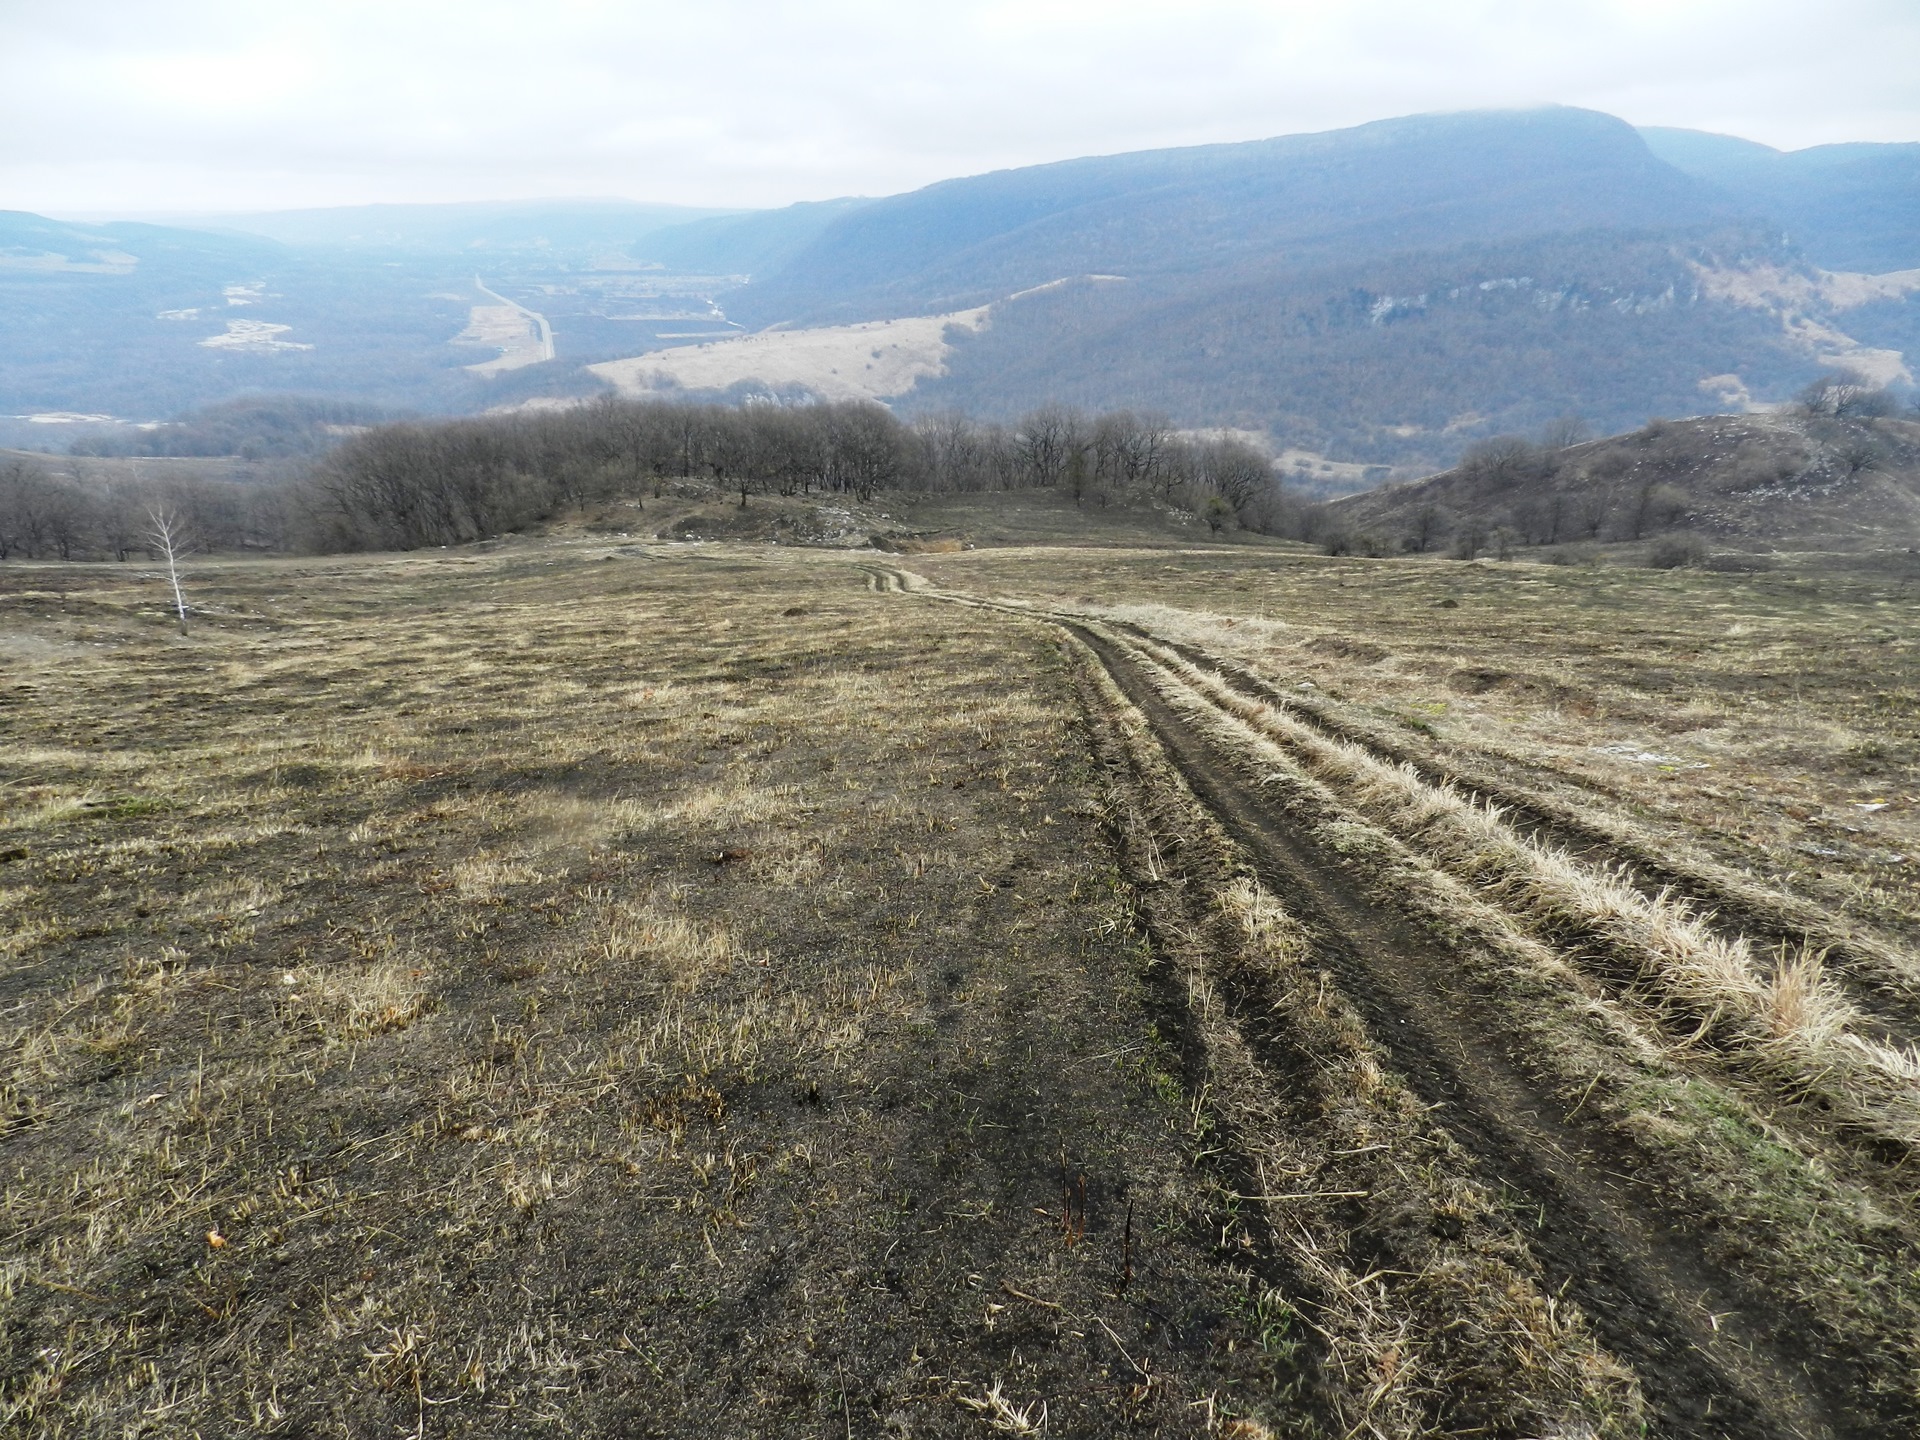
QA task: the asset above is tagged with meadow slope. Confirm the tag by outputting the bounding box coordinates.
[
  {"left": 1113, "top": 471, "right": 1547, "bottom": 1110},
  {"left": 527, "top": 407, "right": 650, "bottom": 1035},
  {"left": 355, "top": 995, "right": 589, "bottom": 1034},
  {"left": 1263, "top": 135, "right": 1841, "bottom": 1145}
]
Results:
[{"left": 4, "top": 534, "right": 1918, "bottom": 1438}]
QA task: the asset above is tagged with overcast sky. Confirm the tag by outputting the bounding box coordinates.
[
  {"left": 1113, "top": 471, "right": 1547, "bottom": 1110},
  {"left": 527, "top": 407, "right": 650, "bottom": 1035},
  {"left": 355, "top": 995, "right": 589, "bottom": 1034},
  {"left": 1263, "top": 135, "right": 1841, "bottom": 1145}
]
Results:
[{"left": 6, "top": 0, "right": 1917, "bottom": 216}]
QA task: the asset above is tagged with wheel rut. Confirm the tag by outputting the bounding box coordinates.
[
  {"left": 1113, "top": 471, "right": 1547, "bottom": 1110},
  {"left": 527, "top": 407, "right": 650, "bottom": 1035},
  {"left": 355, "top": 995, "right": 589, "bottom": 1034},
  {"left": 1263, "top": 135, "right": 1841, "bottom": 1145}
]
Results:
[
  {"left": 866, "top": 562, "right": 1916, "bottom": 1436},
  {"left": 1072, "top": 621, "right": 1850, "bottom": 1440},
  {"left": 1131, "top": 627, "right": 1920, "bottom": 1042}
]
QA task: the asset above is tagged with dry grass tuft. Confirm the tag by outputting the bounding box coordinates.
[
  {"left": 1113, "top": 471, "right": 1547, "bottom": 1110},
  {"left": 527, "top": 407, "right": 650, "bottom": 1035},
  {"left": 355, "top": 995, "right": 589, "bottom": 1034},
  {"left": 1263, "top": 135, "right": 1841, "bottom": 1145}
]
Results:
[
  {"left": 593, "top": 897, "right": 737, "bottom": 987},
  {"left": 280, "top": 958, "right": 435, "bottom": 1041},
  {"left": 956, "top": 1379, "right": 1048, "bottom": 1435},
  {"left": 1118, "top": 628, "right": 1920, "bottom": 1149}
]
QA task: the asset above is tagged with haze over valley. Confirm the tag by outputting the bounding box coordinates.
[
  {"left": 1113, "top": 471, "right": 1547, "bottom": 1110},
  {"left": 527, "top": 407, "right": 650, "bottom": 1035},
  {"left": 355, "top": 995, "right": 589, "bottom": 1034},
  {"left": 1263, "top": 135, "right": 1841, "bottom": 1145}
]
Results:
[{"left": 7, "top": 106, "right": 1918, "bottom": 471}]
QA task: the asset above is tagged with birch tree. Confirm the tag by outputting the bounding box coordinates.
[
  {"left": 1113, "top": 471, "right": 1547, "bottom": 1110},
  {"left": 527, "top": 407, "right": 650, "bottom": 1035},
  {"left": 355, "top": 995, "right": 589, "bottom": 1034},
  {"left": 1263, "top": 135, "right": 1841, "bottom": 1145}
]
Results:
[{"left": 147, "top": 506, "right": 191, "bottom": 634}]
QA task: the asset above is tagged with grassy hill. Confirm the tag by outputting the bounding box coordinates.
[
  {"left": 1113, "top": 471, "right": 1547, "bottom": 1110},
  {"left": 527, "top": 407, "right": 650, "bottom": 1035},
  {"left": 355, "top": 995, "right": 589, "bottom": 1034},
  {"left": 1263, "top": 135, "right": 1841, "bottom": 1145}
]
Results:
[{"left": 1327, "top": 411, "right": 1920, "bottom": 553}]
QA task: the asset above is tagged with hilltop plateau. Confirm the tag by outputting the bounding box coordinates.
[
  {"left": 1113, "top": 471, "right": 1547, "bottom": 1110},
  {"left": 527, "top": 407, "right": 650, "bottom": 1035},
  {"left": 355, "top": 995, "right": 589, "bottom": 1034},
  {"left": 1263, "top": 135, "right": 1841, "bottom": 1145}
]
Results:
[{"left": 7, "top": 530, "right": 1920, "bottom": 1436}]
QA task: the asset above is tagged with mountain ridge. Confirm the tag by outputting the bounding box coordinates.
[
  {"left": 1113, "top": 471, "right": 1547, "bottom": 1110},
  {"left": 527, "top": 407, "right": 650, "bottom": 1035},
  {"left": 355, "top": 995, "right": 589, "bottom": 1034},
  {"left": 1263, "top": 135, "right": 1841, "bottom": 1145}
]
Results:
[
  {"left": 4, "top": 107, "right": 1915, "bottom": 470},
  {"left": 720, "top": 107, "right": 1725, "bottom": 327}
]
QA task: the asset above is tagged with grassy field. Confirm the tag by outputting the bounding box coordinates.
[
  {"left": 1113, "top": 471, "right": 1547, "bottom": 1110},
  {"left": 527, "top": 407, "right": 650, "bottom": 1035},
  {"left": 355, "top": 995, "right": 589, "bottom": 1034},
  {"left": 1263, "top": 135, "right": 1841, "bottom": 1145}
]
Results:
[{"left": 4, "top": 529, "right": 1919, "bottom": 1438}]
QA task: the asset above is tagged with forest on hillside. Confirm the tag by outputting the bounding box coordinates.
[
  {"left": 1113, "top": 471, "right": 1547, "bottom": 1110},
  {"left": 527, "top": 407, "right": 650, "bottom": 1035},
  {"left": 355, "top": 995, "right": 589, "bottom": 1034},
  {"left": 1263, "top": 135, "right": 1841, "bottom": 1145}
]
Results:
[{"left": 0, "top": 398, "right": 1295, "bottom": 559}]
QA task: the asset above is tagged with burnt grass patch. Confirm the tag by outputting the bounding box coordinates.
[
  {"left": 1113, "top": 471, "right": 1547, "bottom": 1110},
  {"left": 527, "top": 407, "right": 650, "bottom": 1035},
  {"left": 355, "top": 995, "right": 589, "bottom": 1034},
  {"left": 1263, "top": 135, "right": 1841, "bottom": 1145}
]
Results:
[
  {"left": 10, "top": 531, "right": 1920, "bottom": 1437},
  {"left": 2, "top": 545, "right": 1318, "bottom": 1437}
]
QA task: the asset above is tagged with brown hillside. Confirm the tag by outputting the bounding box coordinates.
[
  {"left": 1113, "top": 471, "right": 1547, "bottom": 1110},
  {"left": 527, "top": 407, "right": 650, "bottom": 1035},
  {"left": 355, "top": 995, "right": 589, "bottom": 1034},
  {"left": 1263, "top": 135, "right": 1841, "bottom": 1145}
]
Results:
[{"left": 1329, "top": 412, "right": 1920, "bottom": 553}]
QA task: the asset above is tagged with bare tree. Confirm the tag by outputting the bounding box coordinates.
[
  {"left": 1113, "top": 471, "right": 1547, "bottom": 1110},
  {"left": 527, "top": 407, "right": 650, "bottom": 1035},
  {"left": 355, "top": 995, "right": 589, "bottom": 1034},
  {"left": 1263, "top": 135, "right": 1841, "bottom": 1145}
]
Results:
[
  {"left": 101, "top": 482, "right": 143, "bottom": 560},
  {"left": 913, "top": 411, "right": 991, "bottom": 492},
  {"left": 1577, "top": 484, "right": 1613, "bottom": 539},
  {"left": 1540, "top": 415, "right": 1592, "bottom": 451},
  {"left": 1799, "top": 371, "right": 1898, "bottom": 420},
  {"left": 1833, "top": 430, "right": 1888, "bottom": 479},
  {"left": 1460, "top": 435, "right": 1547, "bottom": 488},
  {"left": 1120, "top": 412, "right": 1176, "bottom": 498},
  {"left": 43, "top": 483, "right": 94, "bottom": 561},
  {"left": 0, "top": 459, "right": 35, "bottom": 560},
  {"left": 147, "top": 507, "right": 191, "bottom": 634},
  {"left": 1622, "top": 481, "right": 1688, "bottom": 540},
  {"left": 598, "top": 396, "right": 655, "bottom": 506},
  {"left": 1405, "top": 502, "right": 1447, "bottom": 553},
  {"left": 1016, "top": 405, "right": 1083, "bottom": 489}
]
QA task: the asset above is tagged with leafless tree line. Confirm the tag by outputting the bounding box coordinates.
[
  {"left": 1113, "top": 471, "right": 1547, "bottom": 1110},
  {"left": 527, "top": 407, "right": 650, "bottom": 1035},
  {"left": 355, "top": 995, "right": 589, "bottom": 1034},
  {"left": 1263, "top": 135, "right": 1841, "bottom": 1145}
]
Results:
[
  {"left": 302, "top": 397, "right": 1303, "bottom": 552},
  {"left": 0, "top": 457, "right": 288, "bottom": 562},
  {"left": 3, "top": 397, "right": 1308, "bottom": 559}
]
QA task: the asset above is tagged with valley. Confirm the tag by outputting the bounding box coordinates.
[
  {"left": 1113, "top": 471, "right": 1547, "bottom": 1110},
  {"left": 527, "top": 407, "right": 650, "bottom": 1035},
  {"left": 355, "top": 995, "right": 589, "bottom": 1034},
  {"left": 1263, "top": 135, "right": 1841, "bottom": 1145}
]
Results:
[
  {"left": 5, "top": 82, "right": 1920, "bottom": 1440},
  {"left": 7, "top": 107, "right": 1918, "bottom": 469}
]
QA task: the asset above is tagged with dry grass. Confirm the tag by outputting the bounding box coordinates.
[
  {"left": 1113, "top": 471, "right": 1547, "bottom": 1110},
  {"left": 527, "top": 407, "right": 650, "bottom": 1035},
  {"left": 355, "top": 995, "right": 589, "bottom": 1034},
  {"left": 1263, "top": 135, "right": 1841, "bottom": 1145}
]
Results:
[
  {"left": 1, "top": 540, "right": 1320, "bottom": 1437},
  {"left": 10, "top": 526, "right": 1920, "bottom": 1435},
  {"left": 907, "top": 544, "right": 1920, "bottom": 946},
  {"left": 1114, "top": 627, "right": 1920, "bottom": 1148},
  {"left": 1067, "top": 614, "right": 1920, "bottom": 1419},
  {"left": 877, "top": 544, "right": 1920, "bottom": 1427}
]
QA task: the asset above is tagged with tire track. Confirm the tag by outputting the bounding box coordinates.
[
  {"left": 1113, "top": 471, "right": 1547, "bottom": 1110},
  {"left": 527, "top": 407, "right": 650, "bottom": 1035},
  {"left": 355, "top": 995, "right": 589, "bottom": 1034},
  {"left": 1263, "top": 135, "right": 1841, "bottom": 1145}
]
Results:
[
  {"left": 1073, "top": 622, "right": 1835, "bottom": 1440},
  {"left": 1127, "top": 625, "right": 1920, "bottom": 1041},
  {"left": 873, "top": 566, "right": 1920, "bottom": 1121},
  {"left": 863, "top": 562, "right": 1920, "bottom": 1437}
]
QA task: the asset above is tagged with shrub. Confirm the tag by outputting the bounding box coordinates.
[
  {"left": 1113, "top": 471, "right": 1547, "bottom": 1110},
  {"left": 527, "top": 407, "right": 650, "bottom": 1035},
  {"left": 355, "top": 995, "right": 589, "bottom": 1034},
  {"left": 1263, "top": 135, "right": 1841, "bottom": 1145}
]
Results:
[{"left": 1646, "top": 535, "right": 1710, "bottom": 569}]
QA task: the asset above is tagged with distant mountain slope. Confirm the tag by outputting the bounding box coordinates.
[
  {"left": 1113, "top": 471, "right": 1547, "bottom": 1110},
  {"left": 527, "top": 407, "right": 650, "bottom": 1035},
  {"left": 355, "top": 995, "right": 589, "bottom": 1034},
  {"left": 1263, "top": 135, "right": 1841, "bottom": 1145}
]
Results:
[
  {"left": 0, "top": 210, "right": 480, "bottom": 420},
  {"left": 904, "top": 228, "right": 1815, "bottom": 462},
  {"left": 68, "top": 395, "right": 396, "bottom": 459},
  {"left": 1327, "top": 413, "right": 1920, "bottom": 549},
  {"left": 8, "top": 108, "right": 1918, "bottom": 464},
  {"left": 728, "top": 108, "right": 1724, "bottom": 326},
  {"left": 664, "top": 108, "right": 1919, "bottom": 466},
  {"left": 633, "top": 198, "right": 874, "bottom": 278},
  {"left": 146, "top": 199, "right": 738, "bottom": 258},
  {"left": 0, "top": 210, "right": 282, "bottom": 279},
  {"left": 1640, "top": 128, "right": 1920, "bottom": 273},
  {"left": 0, "top": 200, "right": 790, "bottom": 427}
]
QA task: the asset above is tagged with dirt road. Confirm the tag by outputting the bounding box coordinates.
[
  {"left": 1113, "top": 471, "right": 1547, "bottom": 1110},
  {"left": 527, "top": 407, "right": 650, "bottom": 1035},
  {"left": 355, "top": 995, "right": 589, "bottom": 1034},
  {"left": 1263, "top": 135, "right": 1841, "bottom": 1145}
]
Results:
[{"left": 873, "top": 561, "right": 1920, "bottom": 1438}]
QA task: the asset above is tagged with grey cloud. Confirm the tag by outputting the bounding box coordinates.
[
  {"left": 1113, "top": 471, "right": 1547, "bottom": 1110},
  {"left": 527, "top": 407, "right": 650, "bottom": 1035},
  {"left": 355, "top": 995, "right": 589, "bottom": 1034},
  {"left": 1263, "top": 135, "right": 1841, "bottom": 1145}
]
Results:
[{"left": 2, "top": 0, "right": 1915, "bottom": 213}]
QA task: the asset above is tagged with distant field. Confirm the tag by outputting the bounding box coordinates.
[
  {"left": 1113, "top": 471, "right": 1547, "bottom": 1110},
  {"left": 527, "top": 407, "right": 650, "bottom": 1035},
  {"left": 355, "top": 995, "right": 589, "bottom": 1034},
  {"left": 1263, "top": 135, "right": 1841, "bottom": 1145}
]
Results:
[
  {"left": 589, "top": 307, "right": 988, "bottom": 404},
  {"left": 456, "top": 282, "right": 554, "bottom": 377},
  {"left": 4, "top": 534, "right": 1918, "bottom": 1436}
]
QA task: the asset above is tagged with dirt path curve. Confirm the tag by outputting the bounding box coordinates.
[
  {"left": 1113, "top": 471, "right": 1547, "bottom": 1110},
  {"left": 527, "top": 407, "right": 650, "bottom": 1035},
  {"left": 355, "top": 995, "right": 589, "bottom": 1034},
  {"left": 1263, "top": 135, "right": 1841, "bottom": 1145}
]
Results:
[{"left": 863, "top": 561, "right": 1901, "bottom": 1439}]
